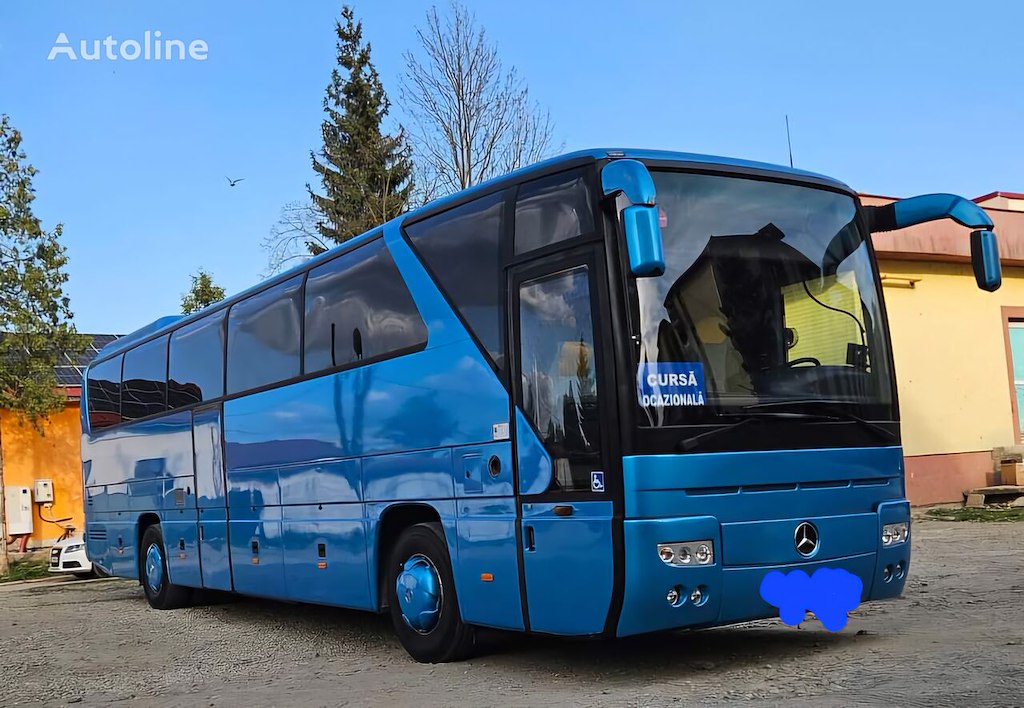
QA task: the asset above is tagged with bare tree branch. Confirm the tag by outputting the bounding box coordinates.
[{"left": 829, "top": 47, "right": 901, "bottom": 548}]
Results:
[
  {"left": 400, "top": 1, "right": 556, "bottom": 199},
  {"left": 261, "top": 201, "right": 328, "bottom": 276}
]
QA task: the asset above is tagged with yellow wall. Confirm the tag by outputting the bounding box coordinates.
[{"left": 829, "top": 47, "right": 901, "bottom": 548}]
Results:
[
  {"left": 1, "top": 403, "right": 83, "bottom": 546},
  {"left": 879, "top": 260, "right": 1024, "bottom": 457}
]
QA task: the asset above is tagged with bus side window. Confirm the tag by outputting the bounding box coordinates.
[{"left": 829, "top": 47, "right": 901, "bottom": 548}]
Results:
[
  {"left": 121, "top": 335, "right": 169, "bottom": 422},
  {"left": 514, "top": 169, "right": 593, "bottom": 255},
  {"left": 405, "top": 191, "right": 506, "bottom": 369},
  {"left": 226, "top": 276, "right": 303, "bottom": 395},
  {"left": 304, "top": 239, "right": 427, "bottom": 375},
  {"left": 86, "top": 355, "right": 123, "bottom": 431},
  {"left": 168, "top": 310, "right": 225, "bottom": 409}
]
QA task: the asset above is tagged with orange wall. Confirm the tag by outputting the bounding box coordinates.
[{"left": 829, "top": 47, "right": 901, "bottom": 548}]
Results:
[{"left": 1, "top": 403, "right": 83, "bottom": 547}]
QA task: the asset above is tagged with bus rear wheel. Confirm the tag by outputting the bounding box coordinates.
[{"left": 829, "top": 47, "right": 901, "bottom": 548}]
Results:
[
  {"left": 140, "top": 524, "right": 191, "bottom": 610},
  {"left": 386, "top": 523, "right": 475, "bottom": 663}
]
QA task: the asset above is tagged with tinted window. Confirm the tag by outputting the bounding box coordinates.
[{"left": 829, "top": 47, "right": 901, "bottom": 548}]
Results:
[
  {"left": 87, "top": 355, "right": 122, "bottom": 431},
  {"left": 305, "top": 239, "right": 427, "bottom": 373},
  {"left": 518, "top": 266, "right": 603, "bottom": 492},
  {"left": 515, "top": 170, "right": 594, "bottom": 254},
  {"left": 121, "top": 336, "right": 169, "bottom": 421},
  {"left": 227, "top": 276, "right": 303, "bottom": 394},
  {"left": 405, "top": 192, "right": 504, "bottom": 366},
  {"left": 169, "top": 311, "right": 225, "bottom": 408}
]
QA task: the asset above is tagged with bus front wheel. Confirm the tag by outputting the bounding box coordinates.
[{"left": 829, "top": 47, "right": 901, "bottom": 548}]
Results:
[
  {"left": 386, "top": 522, "right": 475, "bottom": 663},
  {"left": 140, "top": 524, "right": 191, "bottom": 610}
]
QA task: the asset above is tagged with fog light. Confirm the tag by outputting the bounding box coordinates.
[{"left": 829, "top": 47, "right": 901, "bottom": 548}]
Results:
[
  {"left": 666, "top": 586, "right": 684, "bottom": 607},
  {"left": 657, "top": 541, "right": 713, "bottom": 566},
  {"left": 883, "top": 564, "right": 893, "bottom": 582},
  {"left": 881, "top": 522, "right": 909, "bottom": 547},
  {"left": 695, "top": 544, "right": 713, "bottom": 565},
  {"left": 689, "top": 587, "right": 703, "bottom": 605},
  {"left": 894, "top": 562, "right": 904, "bottom": 579}
]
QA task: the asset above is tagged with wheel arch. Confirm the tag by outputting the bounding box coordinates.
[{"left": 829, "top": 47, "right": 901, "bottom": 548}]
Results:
[{"left": 372, "top": 502, "right": 458, "bottom": 611}]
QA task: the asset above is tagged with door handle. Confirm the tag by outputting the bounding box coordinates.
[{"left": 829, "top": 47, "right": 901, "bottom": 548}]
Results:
[
  {"left": 524, "top": 525, "right": 535, "bottom": 552},
  {"left": 553, "top": 505, "right": 574, "bottom": 517}
]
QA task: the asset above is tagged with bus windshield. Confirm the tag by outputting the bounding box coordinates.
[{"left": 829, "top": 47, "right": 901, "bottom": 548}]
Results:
[{"left": 634, "top": 171, "right": 895, "bottom": 427}]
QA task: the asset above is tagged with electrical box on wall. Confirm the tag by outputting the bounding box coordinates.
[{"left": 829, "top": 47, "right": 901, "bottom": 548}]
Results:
[
  {"left": 3, "top": 486, "right": 33, "bottom": 535},
  {"left": 33, "top": 479, "right": 54, "bottom": 503}
]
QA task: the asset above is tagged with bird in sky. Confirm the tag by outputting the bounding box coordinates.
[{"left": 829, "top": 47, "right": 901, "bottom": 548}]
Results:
[{"left": 226, "top": 176, "right": 245, "bottom": 187}]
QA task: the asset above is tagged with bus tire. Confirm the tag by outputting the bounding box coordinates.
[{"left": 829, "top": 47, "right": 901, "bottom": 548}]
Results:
[
  {"left": 140, "top": 524, "right": 191, "bottom": 610},
  {"left": 386, "top": 522, "right": 475, "bottom": 663}
]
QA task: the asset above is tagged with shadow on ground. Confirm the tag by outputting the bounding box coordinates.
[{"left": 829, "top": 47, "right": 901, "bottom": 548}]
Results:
[{"left": 185, "top": 586, "right": 871, "bottom": 679}]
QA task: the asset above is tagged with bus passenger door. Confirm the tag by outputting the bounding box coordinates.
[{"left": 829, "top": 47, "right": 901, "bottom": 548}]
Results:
[
  {"left": 511, "top": 249, "right": 618, "bottom": 635},
  {"left": 193, "top": 405, "right": 232, "bottom": 591}
]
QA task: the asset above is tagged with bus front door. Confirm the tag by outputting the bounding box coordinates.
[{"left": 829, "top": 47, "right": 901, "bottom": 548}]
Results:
[{"left": 511, "top": 249, "right": 618, "bottom": 636}]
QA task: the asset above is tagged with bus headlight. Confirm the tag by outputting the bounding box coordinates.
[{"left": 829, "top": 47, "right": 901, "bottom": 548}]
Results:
[
  {"left": 881, "top": 522, "right": 909, "bottom": 546},
  {"left": 657, "top": 541, "right": 714, "bottom": 566}
]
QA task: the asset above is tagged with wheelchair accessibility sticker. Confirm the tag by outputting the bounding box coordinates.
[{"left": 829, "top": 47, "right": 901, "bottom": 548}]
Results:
[{"left": 591, "top": 471, "right": 605, "bottom": 492}]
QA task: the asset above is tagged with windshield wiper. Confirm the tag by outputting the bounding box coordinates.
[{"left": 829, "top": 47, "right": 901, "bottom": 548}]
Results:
[
  {"left": 678, "top": 415, "right": 761, "bottom": 452},
  {"left": 742, "top": 399, "right": 897, "bottom": 443},
  {"left": 677, "top": 411, "right": 837, "bottom": 452},
  {"left": 677, "top": 403, "right": 896, "bottom": 452}
]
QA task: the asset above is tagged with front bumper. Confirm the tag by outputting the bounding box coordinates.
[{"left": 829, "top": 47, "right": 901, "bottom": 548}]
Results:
[
  {"left": 616, "top": 501, "right": 911, "bottom": 636},
  {"left": 49, "top": 546, "right": 93, "bottom": 574}
]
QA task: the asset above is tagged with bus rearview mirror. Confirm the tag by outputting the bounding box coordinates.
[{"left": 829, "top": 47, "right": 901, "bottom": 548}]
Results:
[
  {"left": 601, "top": 159, "right": 666, "bottom": 277},
  {"left": 971, "top": 229, "right": 1001, "bottom": 292},
  {"left": 865, "top": 193, "right": 1001, "bottom": 292},
  {"left": 623, "top": 205, "right": 665, "bottom": 277}
]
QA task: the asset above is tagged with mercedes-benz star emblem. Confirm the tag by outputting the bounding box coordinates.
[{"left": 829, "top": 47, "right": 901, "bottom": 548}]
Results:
[{"left": 794, "top": 522, "right": 819, "bottom": 557}]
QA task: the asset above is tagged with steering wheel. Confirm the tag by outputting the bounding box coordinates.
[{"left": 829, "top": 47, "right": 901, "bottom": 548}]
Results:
[{"left": 787, "top": 357, "right": 821, "bottom": 367}]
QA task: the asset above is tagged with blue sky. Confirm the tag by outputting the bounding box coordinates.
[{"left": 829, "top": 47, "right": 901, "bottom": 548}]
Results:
[{"left": 2, "top": 0, "right": 1022, "bottom": 334}]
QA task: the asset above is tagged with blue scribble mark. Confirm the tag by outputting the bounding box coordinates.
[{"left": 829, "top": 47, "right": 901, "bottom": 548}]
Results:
[{"left": 759, "top": 567, "right": 863, "bottom": 631}]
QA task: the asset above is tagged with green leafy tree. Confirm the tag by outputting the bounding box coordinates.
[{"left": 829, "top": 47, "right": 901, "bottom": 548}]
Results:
[
  {"left": 308, "top": 5, "right": 414, "bottom": 251},
  {"left": 181, "top": 268, "right": 225, "bottom": 314},
  {"left": 0, "top": 115, "right": 86, "bottom": 574}
]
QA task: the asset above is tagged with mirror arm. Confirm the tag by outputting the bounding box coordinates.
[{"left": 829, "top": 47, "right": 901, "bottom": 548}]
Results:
[
  {"left": 864, "top": 203, "right": 899, "bottom": 233},
  {"left": 866, "top": 193, "right": 994, "bottom": 233},
  {"left": 601, "top": 159, "right": 657, "bottom": 205}
]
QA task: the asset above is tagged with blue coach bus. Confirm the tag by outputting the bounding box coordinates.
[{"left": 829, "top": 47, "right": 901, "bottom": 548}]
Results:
[{"left": 81, "top": 149, "right": 1001, "bottom": 662}]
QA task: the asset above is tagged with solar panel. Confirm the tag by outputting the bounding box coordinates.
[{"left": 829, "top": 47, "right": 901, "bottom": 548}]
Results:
[
  {"left": 0, "top": 332, "right": 122, "bottom": 387},
  {"left": 55, "top": 334, "right": 123, "bottom": 387}
]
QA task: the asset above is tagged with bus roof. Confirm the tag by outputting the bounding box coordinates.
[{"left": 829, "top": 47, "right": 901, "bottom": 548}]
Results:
[
  {"left": 94, "top": 148, "right": 851, "bottom": 364},
  {"left": 405, "top": 148, "right": 850, "bottom": 221}
]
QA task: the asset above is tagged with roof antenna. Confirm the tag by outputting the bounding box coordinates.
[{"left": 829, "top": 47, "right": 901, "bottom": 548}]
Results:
[{"left": 785, "top": 114, "right": 794, "bottom": 168}]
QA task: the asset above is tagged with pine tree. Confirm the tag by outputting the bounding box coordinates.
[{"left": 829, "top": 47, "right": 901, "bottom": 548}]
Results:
[
  {"left": 0, "top": 115, "right": 86, "bottom": 575},
  {"left": 308, "top": 6, "right": 414, "bottom": 252},
  {"left": 181, "top": 268, "right": 226, "bottom": 314}
]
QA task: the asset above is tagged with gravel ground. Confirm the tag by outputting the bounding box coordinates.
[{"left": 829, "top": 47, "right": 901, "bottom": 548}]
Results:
[{"left": 1, "top": 518, "right": 1021, "bottom": 707}]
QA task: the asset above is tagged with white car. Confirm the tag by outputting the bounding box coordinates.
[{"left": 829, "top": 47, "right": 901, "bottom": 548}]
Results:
[{"left": 48, "top": 536, "right": 95, "bottom": 579}]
